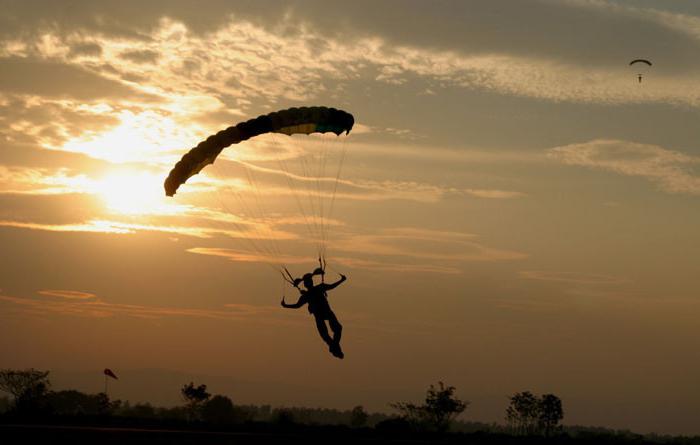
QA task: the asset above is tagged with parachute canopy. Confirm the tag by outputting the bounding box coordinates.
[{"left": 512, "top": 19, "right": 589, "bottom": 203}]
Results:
[
  {"left": 164, "top": 106, "right": 354, "bottom": 197},
  {"left": 629, "top": 59, "right": 652, "bottom": 66}
]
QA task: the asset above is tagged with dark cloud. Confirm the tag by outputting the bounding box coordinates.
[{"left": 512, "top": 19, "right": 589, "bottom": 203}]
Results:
[
  {"left": 119, "top": 49, "right": 160, "bottom": 64},
  {"left": 0, "top": 56, "right": 158, "bottom": 101},
  {"left": 68, "top": 42, "right": 102, "bottom": 57},
  {"left": 2, "top": 0, "right": 700, "bottom": 73}
]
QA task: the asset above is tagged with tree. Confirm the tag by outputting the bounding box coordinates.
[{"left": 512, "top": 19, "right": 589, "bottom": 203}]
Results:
[
  {"left": 180, "top": 382, "right": 210, "bottom": 421},
  {"left": 391, "top": 381, "right": 468, "bottom": 432},
  {"left": 505, "top": 391, "right": 539, "bottom": 435},
  {"left": 272, "top": 408, "right": 295, "bottom": 426},
  {"left": 506, "top": 391, "right": 564, "bottom": 436},
  {"left": 538, "top": 394, "right": 564, "bottom": 436},
  {"left": 201, "top": 395, "right": 235, "bottom": 425},
  {"left": 0, "top": 368, "right": 51, "bottom": 413},
  {"left": 350, "top": 405, "right": 369, "bottom": 428},
  {"left": 45, "top": 390, "right": 118, "bottom": 416}
]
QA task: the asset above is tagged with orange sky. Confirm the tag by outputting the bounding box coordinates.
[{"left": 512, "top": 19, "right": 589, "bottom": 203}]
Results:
[{"left": 1, "top": 0, "right": 699, "bottom": 435}]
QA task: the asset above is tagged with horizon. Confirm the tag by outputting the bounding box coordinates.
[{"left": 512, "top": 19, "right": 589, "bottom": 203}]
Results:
[{"left": 1, "top": 0, "right": 699, "bottom": 436}]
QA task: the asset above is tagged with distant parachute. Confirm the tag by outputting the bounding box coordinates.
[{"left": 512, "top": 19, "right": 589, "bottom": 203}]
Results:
[
  {"left": 164, "top": 107, "right": 354, "bottom": 197},
  {"left": 104, "top": 368, "right": 118, "bottom": 380},
  {"left": 629, "top": 59, "right": 652, "bottom": 83},
  {"left": 629, "top": 59, "right": 652, "bottom": 66}
]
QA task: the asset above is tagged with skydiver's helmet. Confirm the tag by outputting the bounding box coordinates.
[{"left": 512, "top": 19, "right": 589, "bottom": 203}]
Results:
[
  {"left": 302, "top": 273, "right": 315, "bottom": 289},
  {"left": 312, "top": 267, "right": 325, "bottom": 276}
]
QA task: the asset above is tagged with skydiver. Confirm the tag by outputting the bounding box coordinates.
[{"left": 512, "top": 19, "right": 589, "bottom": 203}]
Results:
[{"left": 281, "top": 268, "right": 347, "bottom": 359}]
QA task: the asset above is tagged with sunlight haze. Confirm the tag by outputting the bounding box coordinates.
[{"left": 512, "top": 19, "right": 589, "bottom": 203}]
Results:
[{"left": 1, "top": 0, "right": 699, "bottom": 436}]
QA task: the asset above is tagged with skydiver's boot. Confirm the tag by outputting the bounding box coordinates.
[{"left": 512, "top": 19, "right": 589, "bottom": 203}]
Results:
[{"left": 329, "top": 341, "right": 344, "bottom": 359}]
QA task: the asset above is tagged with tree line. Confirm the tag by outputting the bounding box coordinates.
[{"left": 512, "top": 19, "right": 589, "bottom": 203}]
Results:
[{"left": 0, "top": 367, "right": 564, "bottom": 436}]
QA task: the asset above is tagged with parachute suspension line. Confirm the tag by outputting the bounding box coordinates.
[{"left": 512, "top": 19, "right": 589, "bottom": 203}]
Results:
[
  {"left": 199, "top": 171, "right": 279, "bottom": 275},
  {"left": 325, "top": 135, "right": 349, "bottom": 264},
  {"left": 226, "top": 167, "right": 279, "bottom": 261},
  {"left": 240, "top": 161, "right": 278, "bottom": 256},
  {"left": 210, "top": 160, "right": 280, "bottom": 270},
  {"left": 295, "top": 150, "right": 322, "bottom": 256},
  {"left": 272, "top": 133, "right": 316, "bottom": 243},
  {"left": 319, "top": 133, "right": 334, "bottom": 257},
  {"left": 301, "top": 153, "right": 321, "bottom": 243},
  {"left": 316, "top": 135, "right": 329, "bottom": 256},
  {"left": 319, "top": 255, "right": 325, "bottom": 284},
  {"left": 210, "top": 150, "right": 286, "bottom": 270}
]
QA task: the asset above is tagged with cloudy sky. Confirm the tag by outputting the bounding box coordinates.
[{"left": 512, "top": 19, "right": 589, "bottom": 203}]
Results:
[{"left": 1, "top": 0, "right": 699, "bottom": 435}]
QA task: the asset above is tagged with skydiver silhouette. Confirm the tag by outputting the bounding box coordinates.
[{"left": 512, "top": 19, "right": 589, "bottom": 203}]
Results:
[{"left": 281, "top": 268, "right": 347, "bottom": 359}]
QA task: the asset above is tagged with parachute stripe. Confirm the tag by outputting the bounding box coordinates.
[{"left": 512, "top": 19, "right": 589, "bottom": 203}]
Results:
[{"left": 164, "top": 106, "right": 354, "bottom": 197}]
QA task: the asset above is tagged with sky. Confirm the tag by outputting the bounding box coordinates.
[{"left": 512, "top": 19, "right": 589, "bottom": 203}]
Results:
[{"left": 1, "top": 0, "right": 699, "bottom": 435}]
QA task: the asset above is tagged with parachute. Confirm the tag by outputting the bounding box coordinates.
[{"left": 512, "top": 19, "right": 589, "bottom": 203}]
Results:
[
  {"left": 164, "top": 107, "right": 354, "bottom": 197},
  {"left": 629, "top": 59, "right": 652, "bottom": 66},
  {"left": 629, "top": 59, "right": 652, "bottom": 83},
  {"left": 164, "top": 106, "right": 355, "bottom": 284}
]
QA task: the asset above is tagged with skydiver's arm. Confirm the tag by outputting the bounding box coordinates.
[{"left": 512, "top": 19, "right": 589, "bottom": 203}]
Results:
[
  {"left": 281, "top": 293, "right": 307, "bottom": 309},
  {"left": 324, "top": 274, "right": 347, "bottom": 291}
]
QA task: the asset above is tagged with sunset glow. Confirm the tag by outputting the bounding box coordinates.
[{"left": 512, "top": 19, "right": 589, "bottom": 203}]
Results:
[
  {"left": 94, "top": 170, "right": 172, "bottom": 215},
  {"left": 2, "top": 1, "right": 699, "bottom": 437}
]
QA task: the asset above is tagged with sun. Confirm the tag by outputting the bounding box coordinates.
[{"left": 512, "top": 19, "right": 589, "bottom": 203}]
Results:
[{"left": 94, "top": 170, "right": 173, "bottom": 216}]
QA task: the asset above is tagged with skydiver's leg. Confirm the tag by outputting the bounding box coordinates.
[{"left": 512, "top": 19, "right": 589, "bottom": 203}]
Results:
[
  {"left": 314, "top": 316, "right": 333, "bottom": 346},
  {"left": 326, "top": 311, "right": 344, "bottom": 358},
  {"left": 327, "top": 311, "right": 342, "bottom": 345}
]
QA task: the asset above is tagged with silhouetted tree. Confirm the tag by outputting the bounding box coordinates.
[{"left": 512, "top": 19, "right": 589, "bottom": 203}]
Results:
[
  {"left": 125, "top": 402, "right": 157, "bottom": 419},
  {"left": 506, "top": 391, "right": 564, "bottom": 436},
  {"left": 95, "top": 392, "right": 119, "bottom": 415},
  {"left": 45, "top": 390, "right": 119, "bottom": 416},
  {"left": 538, "top": 394, "right": 564, "bottom": 436},
  {"left": 180, "top": 382, "right": 210, "bottom": 421},
  {"left": 272, "top": 408, "right": 295, "bottom": 426},
  {"left": 506, "top": 391, "right": 539, "bottom": 435},
  {"left": 350, "top": 405, "right": 369, "bottom": 428},
  {"left": 201, "top": 395, "right": 235, "bottom": 425},
  {"left": 0, "top": 368, "right": 51, "bottom": 414},
  {"left": 391, "top": 381, "right": 468, "bottom": 432}
]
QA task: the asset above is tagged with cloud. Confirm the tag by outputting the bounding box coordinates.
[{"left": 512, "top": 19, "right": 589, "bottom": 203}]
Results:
[
  {"left": 519, "top": 270, "right": 628, "bottom": 285},
  {"left": 211, "top": 157, "right": 525, "bottom": 204},
  {"left": 4, "top": 9, "right": 700, "bottom": 115},
  {"left": 37, "top": 289, "right": 97, "bottom": 301},
  {"left": 0, "top": 165, "right": 95, "bottom": 195},
  {"left": 119, "top": 49, "right": 160, "bottom": 64},
  {"left": 0, "top": 291, "right": 283, "bottom": 322},
  {"left": 0, "top": 56, "right": 157, "bottom": 101},
  {"left": 186, "top": 226, "right": 526, "bottom": 274},
  {"left": 547, "top": 139, "right": 700, "bottom": 195},
  {"left": 0, "top": 215, "right": 299, "bottom": 241},
  {"left": 186, "top": 247, "right": 464, "bottom": 275},
  {"left": 186, "top": 247, "right": 311, "bottom": 265},
  {"left": 464, "top": 189, "right": 526, "bottom": 199},
  {"left": 335, "top": 227, "right": 527, "bottom": 263},
  {"left": 68, "top": 42, "right": 103, "bottom": 58},
  {"left": 333, "top": 256, "right": 461, "bottom": 275}
]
